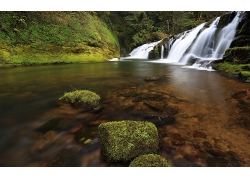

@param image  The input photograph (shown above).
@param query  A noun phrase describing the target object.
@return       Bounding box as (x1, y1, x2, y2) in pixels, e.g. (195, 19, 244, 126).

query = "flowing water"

(0, 61, 249, 167)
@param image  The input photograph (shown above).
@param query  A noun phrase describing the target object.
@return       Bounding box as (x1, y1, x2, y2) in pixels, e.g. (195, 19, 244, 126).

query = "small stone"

(171, 134, 185, 146)
(193, 131, 207, 139)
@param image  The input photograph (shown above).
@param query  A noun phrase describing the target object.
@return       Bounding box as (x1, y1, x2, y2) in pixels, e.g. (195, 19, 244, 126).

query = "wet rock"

(70, 125, 83, 134)
(174, 157, 191, 167)
(89, 119, 108, 126)
(162, 140, 172, 153)
(171, 134, 185, 146)
(58, 90, 102, 112)
(192, 143, 200, 149)
(74, 127, 98, 147)
(196, 151, 208, 159)
(184, 154, 198, 162)
(144, 114, 175, 126)
(30, 141, 52, 156)
(47, 149, 80, 167)
(37, 118, 61, 133)
(164, 106, 179, 115)
(193, 131, 207, 139)
(203, 141, 213, 149)
(144, 76, 161, 81)
(129, 154, 172, 167)
(206, 148, 227, 157)
(143, 100, 165, 112)
(98, 120, 159, 163)
(206, 157, 228, 167)
(44, 130, 57, 141)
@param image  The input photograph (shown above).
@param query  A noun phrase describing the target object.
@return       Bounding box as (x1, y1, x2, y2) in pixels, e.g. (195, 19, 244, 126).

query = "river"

(0, 60, 249, 167)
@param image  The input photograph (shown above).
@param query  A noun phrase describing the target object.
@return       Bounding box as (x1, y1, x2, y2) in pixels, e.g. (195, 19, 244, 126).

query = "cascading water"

(162, 23, 206, 63)
(125, 40, 162, 59)
(180, 11, 244, 65)
(124, 11, 244, 70)
(160, 45, 164, 59)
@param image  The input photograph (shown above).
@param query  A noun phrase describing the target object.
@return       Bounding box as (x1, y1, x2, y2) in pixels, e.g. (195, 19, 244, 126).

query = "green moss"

(129, 154, 172, 167)
(83, 138, 92, 145)
(214, 62, 250, 75)
(0, 12, 120, 67)
(240, 71, 250, 77)
(223, 47, 250, 64)
(98, 120, 159, 163)
(59, 89, 101, 109)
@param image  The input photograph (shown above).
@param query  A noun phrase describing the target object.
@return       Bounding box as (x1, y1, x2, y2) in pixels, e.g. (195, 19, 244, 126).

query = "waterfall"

(180, 11, 244, 65)
(163, 23, 206, 63)
(124, 11, 244, 68)
(125, 40, 162, 59)
(160, 45, 164, 59)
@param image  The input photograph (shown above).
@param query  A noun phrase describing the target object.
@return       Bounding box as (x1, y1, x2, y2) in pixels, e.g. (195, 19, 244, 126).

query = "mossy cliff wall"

(0, 12, 120, 67)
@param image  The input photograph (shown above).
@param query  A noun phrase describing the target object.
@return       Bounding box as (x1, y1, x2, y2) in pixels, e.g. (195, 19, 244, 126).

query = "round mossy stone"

(58, 89, 101, 110)
(98, 120, 159, 163)
(129, 154, 172, 167)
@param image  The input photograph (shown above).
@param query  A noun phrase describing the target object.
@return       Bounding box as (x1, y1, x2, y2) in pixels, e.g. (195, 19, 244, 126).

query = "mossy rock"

(58, 89, 102, 111)
(98, 120, 159, 163)
(223, 47, 250, 64)
(129, 154, 172, 167)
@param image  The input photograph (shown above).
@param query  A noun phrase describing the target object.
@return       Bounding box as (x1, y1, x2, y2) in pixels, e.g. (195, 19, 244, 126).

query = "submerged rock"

(37, 118, 61, 133)
(47, 148, 80, 167)
(144, 114, 175, 126)
(98, 120, 159, 163)
(129, 154, 171, 167)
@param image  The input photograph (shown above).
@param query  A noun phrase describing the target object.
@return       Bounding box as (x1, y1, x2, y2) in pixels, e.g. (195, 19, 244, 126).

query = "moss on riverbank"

(0, 12, 119, 67)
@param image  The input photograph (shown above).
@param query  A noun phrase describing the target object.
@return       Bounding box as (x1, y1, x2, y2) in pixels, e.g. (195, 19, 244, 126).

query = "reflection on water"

(0, 61, 249, 167)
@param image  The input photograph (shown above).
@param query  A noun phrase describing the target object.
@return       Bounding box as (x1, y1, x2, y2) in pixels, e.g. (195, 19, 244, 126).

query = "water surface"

(0, 61, 249, 167)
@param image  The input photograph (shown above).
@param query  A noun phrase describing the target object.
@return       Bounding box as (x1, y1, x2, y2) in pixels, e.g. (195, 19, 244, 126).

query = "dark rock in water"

(184, 154, 198, 162)
(171, 134, 185, 146)
(206, 157, 228, 167)
(174, 157, 191, 167)
(37, 118, 61, 133)
(203, 141, 213, 149)
(206, 148, 227, 157)
(143, 100, 165, 112)
(144, 76, 161, 81)
(80, 138, 100, 154)
(43, 130, 58, 141)
(144, 114, 175, 126)
(47, 148, 81, 167)
(196, 151, 208, 159)
(193, 131, 207, 139)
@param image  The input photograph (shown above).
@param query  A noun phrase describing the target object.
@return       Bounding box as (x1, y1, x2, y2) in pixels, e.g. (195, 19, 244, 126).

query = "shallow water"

(0, 60, 249, 167)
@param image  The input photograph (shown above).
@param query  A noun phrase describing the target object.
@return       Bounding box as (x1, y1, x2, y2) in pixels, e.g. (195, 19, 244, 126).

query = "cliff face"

(0, 12, 120, 67)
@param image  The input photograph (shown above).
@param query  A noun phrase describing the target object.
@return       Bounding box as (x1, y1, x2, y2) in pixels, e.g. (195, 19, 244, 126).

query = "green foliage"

(0, 11, 120, 66)
(129, 154, 172, 167)
(98, 120, 159, 163)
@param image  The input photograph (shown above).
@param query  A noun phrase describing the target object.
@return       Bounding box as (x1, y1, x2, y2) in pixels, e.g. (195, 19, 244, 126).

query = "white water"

(180, 11, 243, 65)
(124, 40, 162, 59)
(163, 22, 206, 63)
(160, 45, 164, 59)
(125, 11, 244, 70)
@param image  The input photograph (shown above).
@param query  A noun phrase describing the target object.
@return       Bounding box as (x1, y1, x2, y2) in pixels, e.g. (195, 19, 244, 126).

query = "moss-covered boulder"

(129, 154, 172, 167)
(223, 47, 250, 64)
(58, 89, 102, 111)
(98, 120, 159, 163)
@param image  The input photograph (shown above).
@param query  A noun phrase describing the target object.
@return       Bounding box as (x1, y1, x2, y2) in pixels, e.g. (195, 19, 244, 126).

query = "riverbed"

(0, 60, 249, 167)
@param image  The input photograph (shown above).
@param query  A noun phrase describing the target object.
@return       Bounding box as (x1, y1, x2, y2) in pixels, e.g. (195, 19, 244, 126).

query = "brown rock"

(193, 131, 207, 139)
(174, 157, 191, 167)
(206, 157, 228, 167)
(171, 134, 185, 146)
